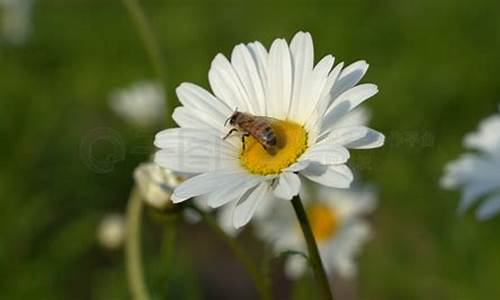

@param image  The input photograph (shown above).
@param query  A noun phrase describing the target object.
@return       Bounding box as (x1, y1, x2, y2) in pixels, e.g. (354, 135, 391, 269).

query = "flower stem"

(291, 195, 333, 300)
(190, 205, 272, 300)
(125, 187, 150, 300)
(161, 216, 177, 281)
(120, 0, 171, 114)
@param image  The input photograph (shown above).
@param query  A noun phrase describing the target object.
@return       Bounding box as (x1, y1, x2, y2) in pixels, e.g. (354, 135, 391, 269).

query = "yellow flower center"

(307, 202, 339, 242)
(240, 120, 308, 175)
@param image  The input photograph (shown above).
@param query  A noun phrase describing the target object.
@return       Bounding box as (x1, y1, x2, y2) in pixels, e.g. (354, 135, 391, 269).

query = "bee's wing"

(256, 116, 280, 125)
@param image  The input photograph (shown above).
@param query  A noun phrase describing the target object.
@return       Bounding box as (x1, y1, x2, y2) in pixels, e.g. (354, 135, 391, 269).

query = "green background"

(1, 0, 500, 299)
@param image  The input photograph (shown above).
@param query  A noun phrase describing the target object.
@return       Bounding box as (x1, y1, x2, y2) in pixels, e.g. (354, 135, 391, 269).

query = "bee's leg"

(222, 128, 237, 140)
(241, 133, 250, 150)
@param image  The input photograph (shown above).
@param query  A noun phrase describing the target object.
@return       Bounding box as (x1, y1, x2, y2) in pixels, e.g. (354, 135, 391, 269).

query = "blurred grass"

(1, 0, 500, 299)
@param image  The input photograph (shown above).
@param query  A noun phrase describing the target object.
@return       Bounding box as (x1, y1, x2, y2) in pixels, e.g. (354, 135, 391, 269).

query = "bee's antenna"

(224, 115, 232, 126)
(224, 107, 238, 127)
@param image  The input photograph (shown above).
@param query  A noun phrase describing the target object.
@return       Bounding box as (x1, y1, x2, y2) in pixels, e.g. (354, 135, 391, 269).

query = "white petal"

(476, 195, 500, 220)
(217, 201, 240, 237)
(305, 62, 344, 138)
(176, 82, 231, 121)
(209, 54, 253, 113)
(320, 62, 344, 104)
(330, 221, 371, 278)
(320, 84, 378, 134)
(296, 55, 335, 124)
(329, 60, 369, 100)
(172, 107, 220, 132)
(300, 143, 350, 165)
(155, 128, 237, 152)
(285, 160, 310, 172)
(332, 107, 371, 129)
(207, 175, 263, 208)
(231, 44, 267, 115)
(171, 169, 247, 202)
(154, 128, 238, 172)
(273, 172, 301, 200)
(463, 114, 500, 155)
(172, 106, 241, 148)
(458, 181, 500, 213)
(441, 154, 499, 189)
(289, 31, 314, 121)
(154, 149, 237, 173)
(233, 182, 271, 228)
(247, 41, 269, 114)
(301, 164, 353, 188)
(325, 126, 385, 149)
(267, 38, 292, 119)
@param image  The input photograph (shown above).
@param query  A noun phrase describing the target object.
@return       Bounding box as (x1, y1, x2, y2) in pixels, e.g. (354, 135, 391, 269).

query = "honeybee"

(223, 110, 277, 151)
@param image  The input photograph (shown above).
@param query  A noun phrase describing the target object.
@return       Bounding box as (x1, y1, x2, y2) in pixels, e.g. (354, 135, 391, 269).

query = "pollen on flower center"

(308, 202, 339, 242)
(240, 120, 307, 175)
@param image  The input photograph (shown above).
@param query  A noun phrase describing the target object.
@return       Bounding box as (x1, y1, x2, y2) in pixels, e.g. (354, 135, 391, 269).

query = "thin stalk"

(161, 216, 177, 279)
(190, 205, 272, 300)
(125, 187, 150, 300)
(120, 0, 170, 114)
(291, 195, 333, 300)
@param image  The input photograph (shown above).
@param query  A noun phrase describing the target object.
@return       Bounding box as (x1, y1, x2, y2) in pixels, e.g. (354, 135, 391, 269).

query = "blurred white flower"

(255, 182, 377, 279)
(154, 31, 384, 229)
(0, 0, 33, 45)
(441, 105, 500, 220)
(134, 162, 184, 210)
(97, 213, 126, 250)
(109, 80, 165, 127)
(133, 162, 229, 226)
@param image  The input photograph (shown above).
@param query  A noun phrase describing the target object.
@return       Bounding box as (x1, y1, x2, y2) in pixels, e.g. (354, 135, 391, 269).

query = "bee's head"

(224, 108, 239, 126)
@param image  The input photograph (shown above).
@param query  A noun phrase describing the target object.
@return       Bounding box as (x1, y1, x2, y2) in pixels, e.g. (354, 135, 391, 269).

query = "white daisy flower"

(109, 80, 165, 127)
(154, 31, 384, 229)
(97, 213, 126, 250)
(134, 162, 185, 210)
(441, 105, 500, 220)
(256, 182, 376, 279)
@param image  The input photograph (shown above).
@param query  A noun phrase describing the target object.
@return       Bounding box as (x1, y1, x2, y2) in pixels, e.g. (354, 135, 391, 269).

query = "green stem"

(161, 216, 177, 279)
(291, 195, 333, 300)
(120, 0, 171, 114)
(125, 187, 150, 300)
(190, 205, 272, 300)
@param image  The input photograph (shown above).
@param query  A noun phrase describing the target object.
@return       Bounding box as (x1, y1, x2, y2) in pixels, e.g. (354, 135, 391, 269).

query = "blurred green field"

(1, 0, 500, 299)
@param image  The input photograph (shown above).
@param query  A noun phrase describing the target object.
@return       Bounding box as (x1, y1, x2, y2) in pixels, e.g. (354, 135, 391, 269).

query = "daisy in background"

(154, 31, 385, 229)
(134, 162, 185, 210)
(441, 105, 500, 220)
(98, 213, 126, 250)
(109, 80, 165, 128)
(0, 0, 33, 45)
(255, 181, 377, 279)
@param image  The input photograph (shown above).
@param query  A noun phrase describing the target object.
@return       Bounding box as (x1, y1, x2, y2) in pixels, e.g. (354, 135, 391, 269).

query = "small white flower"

(154, 31, 384, 229)
(256, 182, 376, 279)
(134, 162, 183, 210)
(109, 80, 165, 127)
(441, 105, 500, 220)
(97, 213, 126, 250)
(0, 0, 33, 45)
